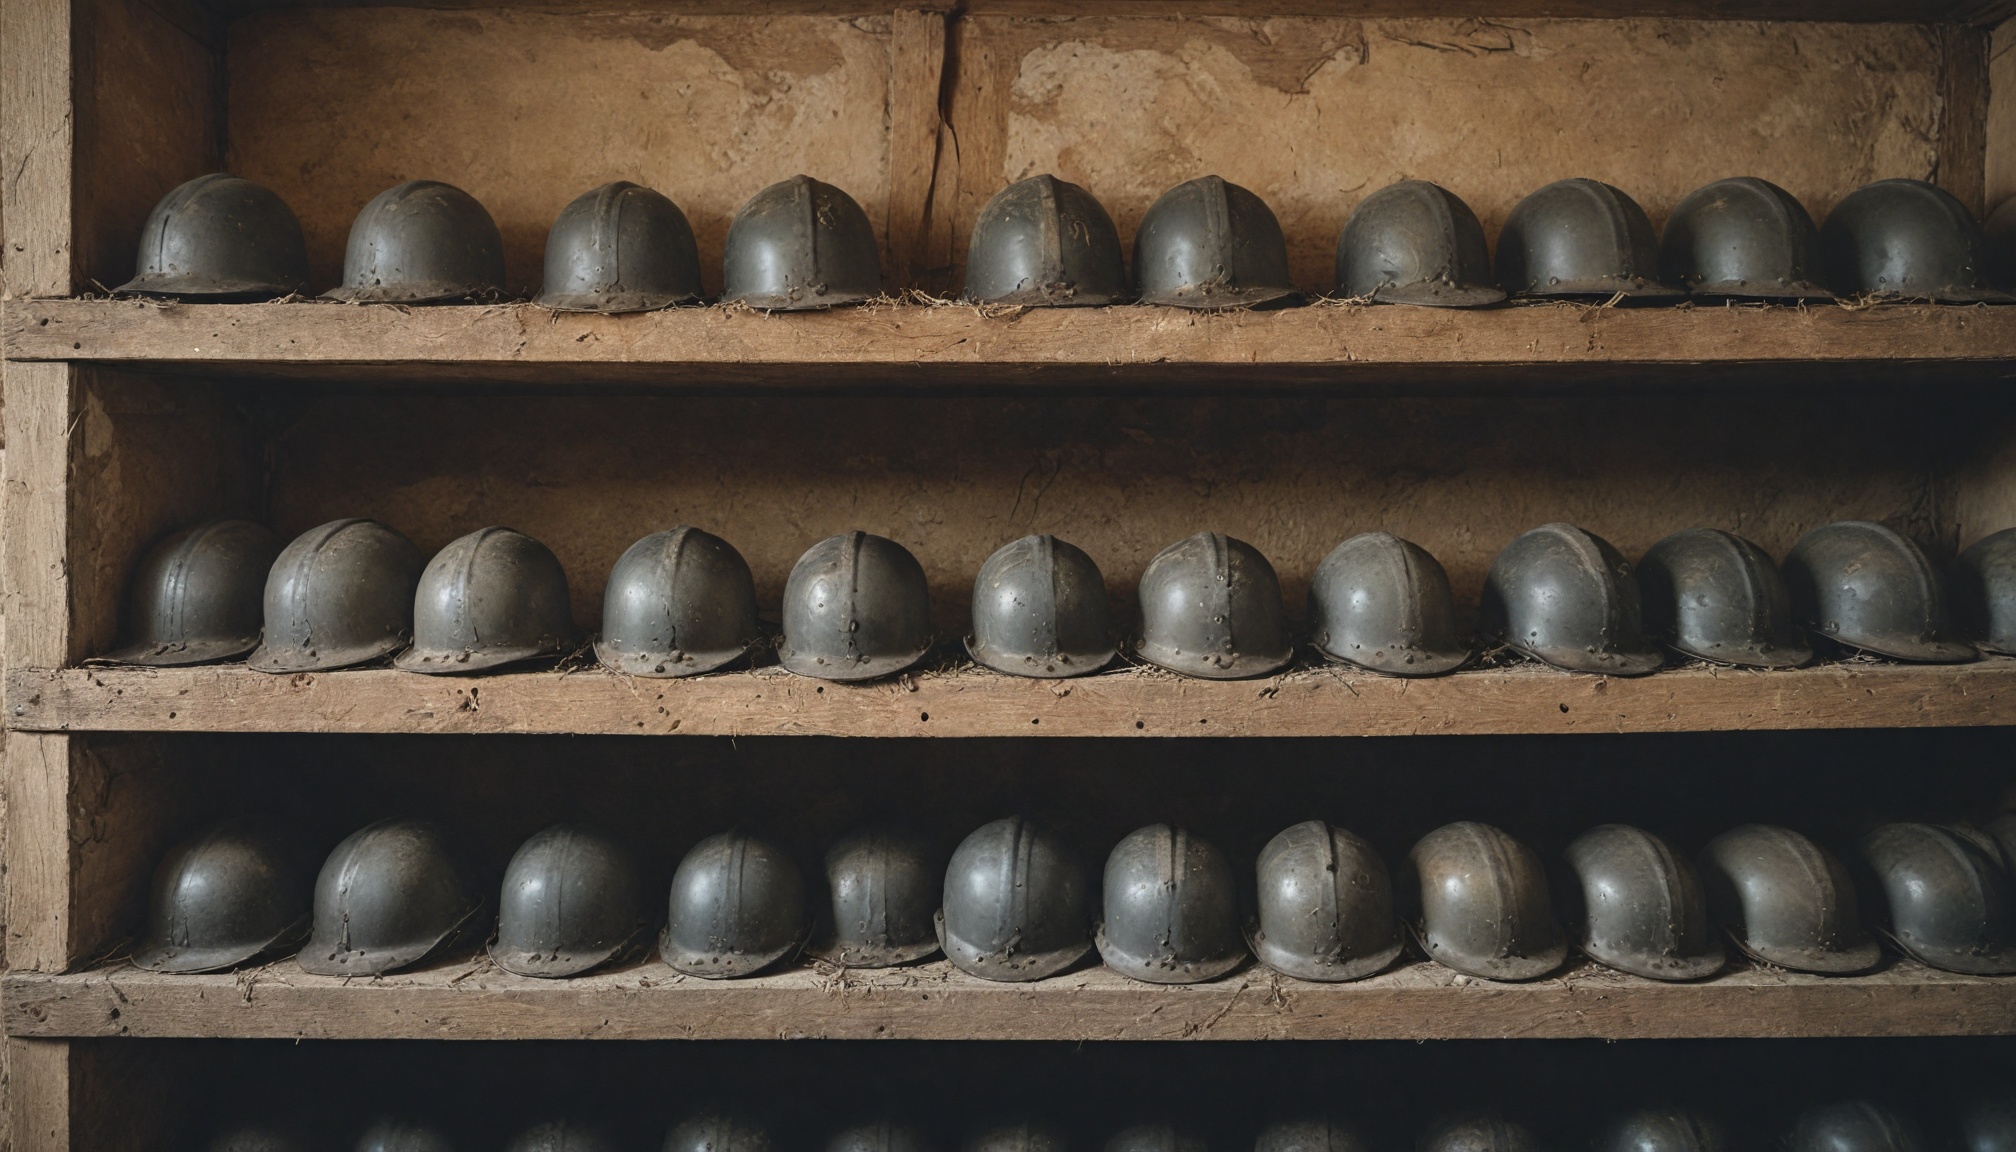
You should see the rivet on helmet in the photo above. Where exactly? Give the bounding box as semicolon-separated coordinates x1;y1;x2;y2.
1699;824;1878;974
1636;528;1811;669
967;534;1115;678
1481;523;1664;675
355;1120;455;1152
1096;823;1246;983
1135;176;1296;309
298;818;483;976
780;531;933;682
491;823;647;978
1496;178;1682;299
596;527;759;678
1402;822;1565;981
538;181;703;313
118;174;310;300
1136;531;1293;679
1419;1114;1543;1152
1309;532;1472;676
1335;180;1503;307
1562;824;1726;981
666;1116;772;1152
967;175;1126;306
1594;1110;1724;1152
1821;179;2015;303
132;817;311;973
1256;1120;1372;1152
809;827;942;968
248;519;425;674
1857;822;2016;975
1250;820;1401;982
1951;527;2016;656
1660;177;1831;300
660;830;809;978
937;816;1091;981
395;527;582;674
1783;521;1976;663
322;180;506;304
509;1123;621;1152
723;175;881;310
1789;1104;1927;1152
103;519;283;666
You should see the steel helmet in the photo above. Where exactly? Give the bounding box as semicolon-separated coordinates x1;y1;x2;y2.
103;519;283;666
1335;180;1502;306
595;527;759;678
666;1116;772;1152
509;1123;621;1152
1962;1102;2016;1152
118;174;310;299
1309;532;1471;676
1096;824;1246;983
1636;528;1810;668
1256;1121;1371;1152
1403;822;1566;980
1594;1110;1723;1152
829;1122;935;1152
1563;824;1725;981
967;175;1126;306
298;818;482;976
968;1126;1068;1152
810;827;941;967
1136;532;1293;679
1419;1115;1542;1152
395;527;581;674
1135;176;1296;309
208;1128;311;1152
1790;1104;1925;1152
1821;179;2014;302
1857;823;2016;974
1659;177;1830;299
1699;824;1877;974
779;531;933;681
723;175;880;310
1497;178;1681;299
248;519;425;673
1952;527;2016;655
323;180;506;304
1249;820;1401;982
1783;521;1976;663
967;534;1115;678
1108;1128;1205;1152
491;823;647;978
537;181;702;312
661;830;809;978
1481;523;1664;675
356;1121;455;1152
132;817;311;973
938;816;1091;981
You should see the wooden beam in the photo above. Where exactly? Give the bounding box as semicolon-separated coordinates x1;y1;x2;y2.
5;1041;69;1152
0;0;73;296
887;8;950;291
1940;23;1992;219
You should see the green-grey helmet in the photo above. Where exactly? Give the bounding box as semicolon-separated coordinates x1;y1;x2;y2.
395;527;581;674
938;816;1091;981
1594;1111;1723;1152
1660;177;1831;300
1335;180;1502;307
298;818;483;976
595;527;759;678
1951;527;2016;656
1481;523;1664;675
660;830;810;978
491;823;647;978
1789;1104;1926;1152
248;519;425;674
1783;521;1976;663
1096;823;1247;984
1309;531;1472;676
1496;178;1682;299
103;519;283;666
1699;824;1879;974
1249;820;1402;982
1636;528;1810;669
323;180;505;304
1562;824;1726;981
1857;823;2016;975
779;531;933;681
1135;176;1295;309
537;181;702;312
131;817;311;973
967;534;1115;678
1136;531;1293;679
809;827;942;968
118;174;310;300
722;175;880;310
1821;179;2015;303
1403;821;1566;981
966;175;1126;306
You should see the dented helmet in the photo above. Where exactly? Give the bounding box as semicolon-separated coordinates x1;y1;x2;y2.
1951;527;2016;656
104;519;283;666
298;819;482;976
537;181;702;312
249;519;425;674
595;527;759;678
1563;824;1725;981
1821;179;2014;303
395;527;581;674
966;175;1126;306
1136;532;1293;679
1699;824;1877;974
323;180;505;304
1496;179;1681;299
938;816;1091;981
491;823;646;978
1858;823;2016;975
1789;1104;1926;1152
132;817;311;973
1250;820;1401;982
967;534;1115;678
1783;521;1976;663
723;175;880;310
780;531;933;681
1096;824;1246;984
1135;176;1296;309
661;830;809;978
1335;180;1502;306
1481;523;1663;675
810;827;941;967
1660;177;1831;299
1404;822;1565;980
1636;528;1810;669
1309;532;1472;676
119;174;310;300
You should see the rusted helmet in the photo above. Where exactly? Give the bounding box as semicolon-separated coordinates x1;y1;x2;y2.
666;1116;772;1152
537;181;701;312
779;531;933;681
298;818;482;976
491;823;646;978
809;827;941;967
132;817;311;973
1403;822;1565;980
1858;823;2016;974
248;519;425;673
103;519;283;666
829;1123;935;1152
1563;824;1725;981
1952;527;2016;656
1419;1115;1541;1152
1135;176;1296;309
1108;1128;1205;1152
1335;180;1502;307
1137;531;1293;679
119;174;310;299
1636;528;1810;668
723;175;880;310
323;180;505;304
1595;1110;1723;1152
1481;523;1663;675
1783;521;1976;663
967;534;1115;678
968;1125;1068;1152
1497;179;1681;299
355;1120;455;1152
1096;824;1246;983
595;527;759;678
938;816;1091;981
1962;1101;2016;1152
967;175;1126;306
1790;1104;1925;1152
1256;1121;1371;1152
1821;179;2014;303
508;1122;621;1152
1250;820;1401;982
395;527;581;674
1660;177;1831;300
1699;824;1878;974
1309;532;1472;676
661;830;809;978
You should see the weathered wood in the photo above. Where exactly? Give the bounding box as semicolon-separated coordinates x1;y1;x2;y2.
1939;24;1991;219
887;8;949;289
5;1041;67;1152
1989;18;2016;214
1;0;73;296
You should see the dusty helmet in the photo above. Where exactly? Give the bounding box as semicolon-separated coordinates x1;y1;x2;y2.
810;827;941;967
1403;822;1565;980
491;823;646;978
1309;532;1471;676
1783;521;1976;663
666;1116;772;1152
938;816;1091;981
1419;1115;1541;1152
355;1121;455;1152
1594;1110;1723;1152
1136;532;1293;679
395;527;581;674
1699;824;1878;974
1096;824;1246;983
595;527;759;678
1636;528;1810;668
968;1126;1068;1152
779;531;933;681
967;534;1115;678
1951;527;2016;656
1857;823;2016;975
828;1122;935;1152
661;830;809;978
248;519;425;673
1256;1121;1371;1152
1108;1128;1206;1152
1821;179;2014;302
1481;523;1664;675
103;519;283;666
118;174;310;299
537;181;702;312
723;175;880;310
1790;1104;1925;1152
1961;1102;2016;1152
1335;180;1502;307
298;818;482;976
1135;176;1295;309
508;1123;621;1152
967;175;1126;306
132;817;311;973
1497;179;1680;299
1563;824;1725;981
1660;177;1831;299
1249;820;1401;982
323;180;505;304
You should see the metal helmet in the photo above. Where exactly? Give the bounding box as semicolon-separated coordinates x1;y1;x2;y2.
967;534;1115;678
966;175;1126;306
1335;180;1503;307
660;830;809;978
1096;823;1246;983
1961;1102;2016;1152
118;174;309;299
1256;1121;1371;1152
103;519;283;666
1699;824;1879;974
1783;521;1976;663
666;1116;772;1152
537;181;702;312
395;527;582;674
1404;822;1566;980
323;180;506;304
1108;1128;1206;1152
1820;179;2014;303
1481;523;1664;675
298;818;482;976
1134;176;1295;309
1594;1110;1723;1152
491;823;646;978
1659;177;1830;300
356;1120;455;1152
132;817;311;973
1563;824;1725;981
595;527;759;678
1496;178;1681;299
968;1125;1068;1152
828;1122;935;1152
1250;820;1401;982
810;827;941;967
1309;532;1472;676
509;1123;622;1152
1419;1115;1542;1152
722;175;880;310
1857;823;2016;975
1636;528;1811;669
1951;527;2016;656
247;519;425;674
938;816;1091;981
1136;532;1293;679
208;1128;311;1152
1790;1104;1925;1152
779;531;933;681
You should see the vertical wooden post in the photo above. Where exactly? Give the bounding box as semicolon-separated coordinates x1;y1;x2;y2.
887;8;950;294
1937;23;1990;220
2;0;76;297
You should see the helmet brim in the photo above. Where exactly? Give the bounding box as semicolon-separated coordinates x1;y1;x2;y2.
247;636;408;674
1823;634;1979;664
1509;279;1686;300
1511;642;1667;677
1728;931;1881;975
1366;283;1506;308
1876;926;2016;976
722;289;876;312
1135;641;1293;680
393;640;575;675
1665;639;1814;670
1686;280;1835;301
966;286;1127;308
534;289;700;313
98;633;262;667
1580;940;1727;982
965;637;1116;679
321;283;498;305
935;909;1091;983
804;937;942;968
1137;285;1299;310
658;921;807;979
1248;923;1404;983
117;272;303;300
1093;929;1249;985
131;913;311;974
1314;642;1472;677
1856;286;2016;305
489;920;645;979
594;639;749;679
777;645;929;682
296;899;482;976
1413;922;1567;981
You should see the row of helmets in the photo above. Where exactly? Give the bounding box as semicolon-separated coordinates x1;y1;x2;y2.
102;517;2016;679
135;811;2016;984
122;171;2016;310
